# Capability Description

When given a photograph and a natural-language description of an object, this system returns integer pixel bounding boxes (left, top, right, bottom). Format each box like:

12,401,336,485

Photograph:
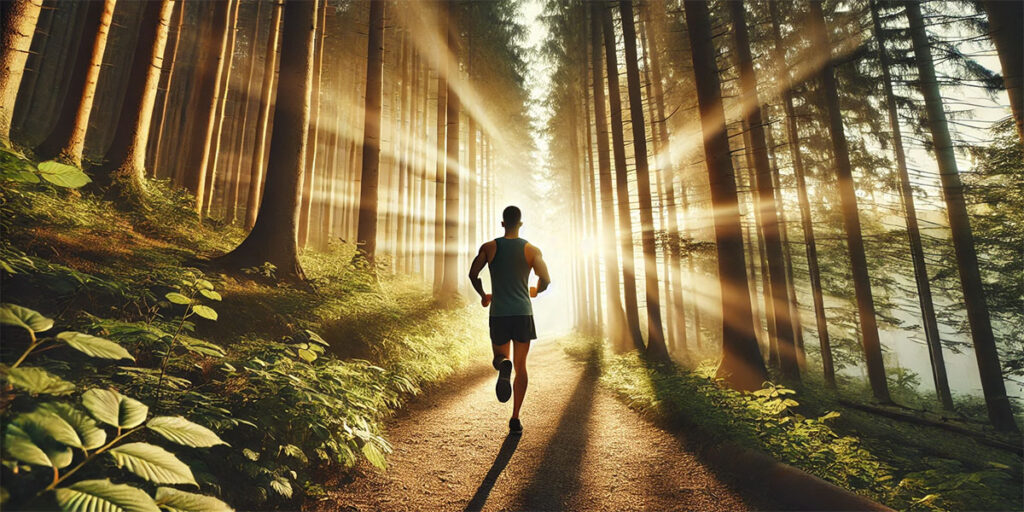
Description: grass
560,332,1024,511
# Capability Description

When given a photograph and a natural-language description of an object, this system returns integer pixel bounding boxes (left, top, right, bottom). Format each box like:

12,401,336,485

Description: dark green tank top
489,237,532,317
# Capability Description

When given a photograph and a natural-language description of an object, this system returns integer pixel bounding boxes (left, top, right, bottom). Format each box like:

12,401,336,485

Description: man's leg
510,340,531,419
492,340,511,369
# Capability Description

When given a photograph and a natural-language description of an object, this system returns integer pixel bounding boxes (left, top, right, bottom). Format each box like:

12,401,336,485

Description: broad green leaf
191,305,217,321
55,479,160,512
296,348,317,363
57,332,134,361
37,160,91,188
5,366,75,395
361,442,387,470
165,293,191,305
0,303,54,333
269,477,292,498
198,290,221,301
21,410,81,450
0,164,40,183
304,330,328,346
193,279,214,291
82,389,149,428
3,415,73,468
38,402,106,450
179,338,226,358
154,488,232,512
147,416,227,448
107,443,196,485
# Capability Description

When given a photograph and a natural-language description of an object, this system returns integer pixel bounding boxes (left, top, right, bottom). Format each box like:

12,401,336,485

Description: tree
226,0,264,225
440,0,461,298
980,1,1022,143
433,1,449,293
215,0,318,281
147,0,185,174
244,0,284,230
682,0,766,391
99,0,176,204
299,0,329,248
34,0,116,167
905,1,1018,432
0,0,43,147
356,0,386,262
202,0,242,217
729,0,799,380
808,0,890,403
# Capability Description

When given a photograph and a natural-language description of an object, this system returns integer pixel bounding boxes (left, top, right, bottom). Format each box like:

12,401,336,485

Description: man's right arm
531,247,551,295
468,244,490,306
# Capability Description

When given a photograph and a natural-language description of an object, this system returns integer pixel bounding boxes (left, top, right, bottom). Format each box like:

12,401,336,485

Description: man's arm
468,244,490,306
531,247,551,296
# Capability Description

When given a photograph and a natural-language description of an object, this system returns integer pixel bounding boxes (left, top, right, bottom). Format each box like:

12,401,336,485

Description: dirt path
310,341,774,511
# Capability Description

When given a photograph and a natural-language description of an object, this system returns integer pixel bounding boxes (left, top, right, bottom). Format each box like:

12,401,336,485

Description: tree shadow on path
464,434,522,512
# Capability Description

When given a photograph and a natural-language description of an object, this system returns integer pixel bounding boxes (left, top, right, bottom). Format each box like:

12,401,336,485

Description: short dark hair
502,205,521,225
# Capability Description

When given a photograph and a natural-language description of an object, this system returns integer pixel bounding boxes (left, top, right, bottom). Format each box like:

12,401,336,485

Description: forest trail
310,340,773,511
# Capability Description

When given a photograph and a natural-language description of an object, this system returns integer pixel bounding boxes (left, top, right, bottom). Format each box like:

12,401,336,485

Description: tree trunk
34,0,116,167
905,1,1018,432
600,2,644,351
147,0,185,174
226,0,263,225
202,0,241,217
729,0,799,380
980,1,1022,143
440,0,461,298
298,0,327,248
809,1,891,402
682,0,767,391
589,3,629,351
244,0,283,230
433,3,448,293
355,0,385,262
581,64,603,333
0,0,43,147
214,0,317,281
99,0,175,204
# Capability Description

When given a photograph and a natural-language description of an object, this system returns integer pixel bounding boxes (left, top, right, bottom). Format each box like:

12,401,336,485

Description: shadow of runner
515,360,599,510
464,434,523,512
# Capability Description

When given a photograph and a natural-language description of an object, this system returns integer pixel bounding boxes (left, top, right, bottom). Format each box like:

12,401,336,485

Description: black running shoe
509,418,523,435
495,358,513,402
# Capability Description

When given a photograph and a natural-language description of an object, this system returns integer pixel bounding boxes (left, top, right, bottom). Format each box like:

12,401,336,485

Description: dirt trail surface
310,341,773,511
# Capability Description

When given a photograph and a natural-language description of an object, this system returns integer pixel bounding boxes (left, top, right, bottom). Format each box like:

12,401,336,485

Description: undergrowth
561,333,1023,511
1,167,487,510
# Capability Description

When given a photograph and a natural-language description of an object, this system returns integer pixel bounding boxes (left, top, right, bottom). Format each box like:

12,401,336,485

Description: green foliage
0,149,90,189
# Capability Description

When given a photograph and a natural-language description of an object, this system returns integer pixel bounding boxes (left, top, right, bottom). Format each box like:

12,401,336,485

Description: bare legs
492,340,531,419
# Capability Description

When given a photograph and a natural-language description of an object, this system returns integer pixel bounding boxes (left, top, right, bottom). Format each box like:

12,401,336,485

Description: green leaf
296,348,317,363
37,160,91,188
179,338,226,358
154,487,232,512
5,366,75,395
3,415,73,468
193,279,214,292
57,332,135,361
269,477,292,498
165,293,191,305
147,416,227,448
191,305,217,321
82,389,149,428
361,442,387,470
38,403,107,450
108,443,197,485
0,303,54,333
55,479,160,512
20,409,84,450
304,330,328,346
198,290,221,301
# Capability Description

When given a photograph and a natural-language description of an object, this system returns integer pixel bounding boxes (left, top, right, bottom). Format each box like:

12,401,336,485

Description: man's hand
482,294,492,307
529,286,537,298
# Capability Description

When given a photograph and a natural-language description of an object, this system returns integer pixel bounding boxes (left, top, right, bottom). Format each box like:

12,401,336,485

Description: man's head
502,205,522,231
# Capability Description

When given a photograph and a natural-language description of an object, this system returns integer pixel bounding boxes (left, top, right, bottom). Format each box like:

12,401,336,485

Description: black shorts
489,315,537,345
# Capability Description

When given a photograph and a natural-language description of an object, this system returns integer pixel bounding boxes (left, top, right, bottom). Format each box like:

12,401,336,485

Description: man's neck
503,230,519,239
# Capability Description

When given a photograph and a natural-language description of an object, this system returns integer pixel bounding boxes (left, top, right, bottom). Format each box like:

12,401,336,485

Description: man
468,205,551,435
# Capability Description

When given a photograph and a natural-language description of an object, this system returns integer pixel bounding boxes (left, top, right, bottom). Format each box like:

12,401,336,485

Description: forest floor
308,340,776,512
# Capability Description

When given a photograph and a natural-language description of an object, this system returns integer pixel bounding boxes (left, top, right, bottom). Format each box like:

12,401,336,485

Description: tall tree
0,0,43,147
440,0,461,298
808,0,890,402
600,2,643,350
682,0,767,391
979,1,1022,143
433,1,449,293
618,0,667,359
244,0,284,229
147,0,185,173
99,0,176,204
356,0,386,262
215,0,318,281
905,1,1018,432
299,0,328,248
203,0,242,217
34,0,116,167
226,0,264,225
729,0,799,380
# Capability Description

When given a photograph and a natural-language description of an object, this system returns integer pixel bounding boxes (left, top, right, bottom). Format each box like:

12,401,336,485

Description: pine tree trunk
905,1,1017,431
729,0,799,380
298,0,327,248
581,71,603,333
769,1,834,386
100,0,175,204
600,2,644,351
809,0,890,402
433,3,448,293
34,0,116,166
869,0,953,410
440,0,461,298
147,0,184,174
618,0,666,358
244,0,283,230
226,0,263,225
355,0,385,262
215,0,317,281
0,0,43,147
202,0,241,217
682,0,767,391
589,3,629,352
980,1,1022,143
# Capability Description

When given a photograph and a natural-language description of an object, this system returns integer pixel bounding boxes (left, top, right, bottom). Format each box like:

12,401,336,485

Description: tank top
489,237,533,317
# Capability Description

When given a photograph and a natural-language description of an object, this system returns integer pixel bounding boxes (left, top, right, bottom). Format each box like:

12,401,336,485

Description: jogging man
468,206,551,435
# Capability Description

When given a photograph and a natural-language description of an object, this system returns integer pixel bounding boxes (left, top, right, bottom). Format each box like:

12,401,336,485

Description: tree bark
147,0,185,174
440,0,461,298
905,1,1017,431
226,0,263,225
202,0,241,217
215,0,317,281
298,0,327,248
244,0,283,229
980,1,1023,143
433,3,448,293
682,0,767,391
0,0,43,147
356,0,385,262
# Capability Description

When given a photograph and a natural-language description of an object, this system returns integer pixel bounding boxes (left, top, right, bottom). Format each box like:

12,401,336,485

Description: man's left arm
531,247,551,296
468,245,490,306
